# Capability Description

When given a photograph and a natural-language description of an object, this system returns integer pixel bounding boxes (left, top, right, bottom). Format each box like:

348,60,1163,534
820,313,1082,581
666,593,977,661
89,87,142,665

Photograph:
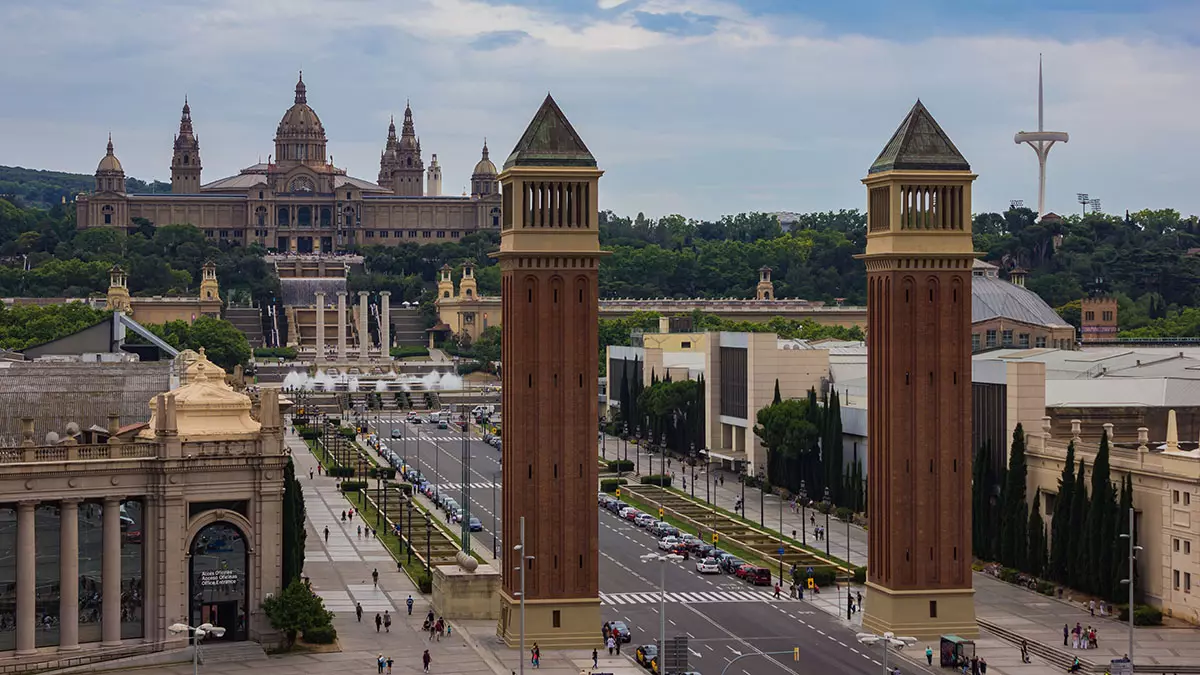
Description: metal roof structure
971,273,1072,328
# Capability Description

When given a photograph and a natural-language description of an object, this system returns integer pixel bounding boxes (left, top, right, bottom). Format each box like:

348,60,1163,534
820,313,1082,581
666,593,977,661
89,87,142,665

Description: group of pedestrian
1064,622,1099,650
375,653,395,674
601,623,622,655
358,524,377,539
530,642,540,668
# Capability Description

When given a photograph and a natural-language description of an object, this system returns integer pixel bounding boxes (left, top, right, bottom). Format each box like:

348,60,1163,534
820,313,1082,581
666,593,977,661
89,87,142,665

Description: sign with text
199,569,239,587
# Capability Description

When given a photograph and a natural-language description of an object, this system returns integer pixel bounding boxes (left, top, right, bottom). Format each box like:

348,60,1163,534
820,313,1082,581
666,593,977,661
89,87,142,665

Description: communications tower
1014,55,1069,217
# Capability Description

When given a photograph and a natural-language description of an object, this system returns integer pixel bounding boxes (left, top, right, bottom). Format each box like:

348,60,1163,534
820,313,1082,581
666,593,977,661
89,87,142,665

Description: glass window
1085,311,1095,321
1187,541,1192,555
0,506,15,652
219,230,229,238
1018,333,1030,348
320,207,332,228
190,522,249,642
1036,336,1046,348
277,207,289,227
1187,493,1192,506
451,231,460,238
380,231,389,238
1175,490,1181,504
35,503,61,647
971,334,980,352
1176,538,1181,552
1175,569,1180,589
1002,330,1013,346
78,501,104,644
365,231,375,239
1103,311,1114,322
297,206,312,227
1187,572,1192,593
422,231,431,239
985,330,997,348
121,500,143,639
436,231,446,239
408,230,417,238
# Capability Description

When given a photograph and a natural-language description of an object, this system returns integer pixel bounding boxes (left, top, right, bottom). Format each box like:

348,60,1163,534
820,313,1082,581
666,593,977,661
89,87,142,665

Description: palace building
76,74,501,253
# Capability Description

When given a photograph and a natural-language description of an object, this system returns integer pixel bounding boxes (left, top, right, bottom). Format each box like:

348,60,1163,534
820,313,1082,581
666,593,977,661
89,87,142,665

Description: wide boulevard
370,414,893,675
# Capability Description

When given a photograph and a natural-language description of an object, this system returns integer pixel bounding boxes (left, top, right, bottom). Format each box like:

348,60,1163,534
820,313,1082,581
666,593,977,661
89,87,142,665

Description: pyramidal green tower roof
503,94,596,170
869,100,970,174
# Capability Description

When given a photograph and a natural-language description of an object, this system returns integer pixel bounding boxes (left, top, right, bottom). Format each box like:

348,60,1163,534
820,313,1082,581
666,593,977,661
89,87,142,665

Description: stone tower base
861,582,977,642
496,590,601,649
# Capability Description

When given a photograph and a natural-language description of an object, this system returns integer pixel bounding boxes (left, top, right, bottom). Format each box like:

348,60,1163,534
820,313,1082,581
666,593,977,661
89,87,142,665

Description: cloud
0,0,1198,221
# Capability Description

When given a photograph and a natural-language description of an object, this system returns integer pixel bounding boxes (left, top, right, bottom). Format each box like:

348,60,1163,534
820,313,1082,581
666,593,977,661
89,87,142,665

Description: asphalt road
368,413,890,675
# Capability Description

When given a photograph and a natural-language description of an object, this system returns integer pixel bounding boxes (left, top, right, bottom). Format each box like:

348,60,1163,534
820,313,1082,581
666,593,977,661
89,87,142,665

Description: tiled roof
972,274,1071,328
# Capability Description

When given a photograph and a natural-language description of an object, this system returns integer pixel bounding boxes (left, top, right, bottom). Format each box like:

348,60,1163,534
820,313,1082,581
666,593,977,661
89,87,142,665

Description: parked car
735,563,754,579
391,429,401,438
655,524,679,539
746,566,772,586
657,536,679,551
469,517,483,532
636,644,658,668
635,513,656,528
719,557,746,574
609,620,632,643
668,543,691,559
695,557,721,574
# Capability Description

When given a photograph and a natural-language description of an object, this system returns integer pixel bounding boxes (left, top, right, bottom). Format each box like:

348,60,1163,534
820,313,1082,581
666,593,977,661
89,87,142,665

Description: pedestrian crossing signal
658,508,664,519
806,578,814,589
793,647,799,661
712,532,719,544
615,488,621,497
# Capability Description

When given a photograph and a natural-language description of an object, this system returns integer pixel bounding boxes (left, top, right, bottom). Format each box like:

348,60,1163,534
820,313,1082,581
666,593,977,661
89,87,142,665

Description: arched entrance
188,522,250,641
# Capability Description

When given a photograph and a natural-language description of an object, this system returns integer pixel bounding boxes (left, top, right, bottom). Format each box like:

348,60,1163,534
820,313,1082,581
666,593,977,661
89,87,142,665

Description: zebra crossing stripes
432,482,498,491
600,590,791,605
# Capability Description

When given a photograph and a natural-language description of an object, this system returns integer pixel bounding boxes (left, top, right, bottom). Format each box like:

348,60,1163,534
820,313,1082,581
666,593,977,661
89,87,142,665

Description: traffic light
793,647,800,662
712,532,719,544
806,577,814,589
615,488,621,498
658,508,664,519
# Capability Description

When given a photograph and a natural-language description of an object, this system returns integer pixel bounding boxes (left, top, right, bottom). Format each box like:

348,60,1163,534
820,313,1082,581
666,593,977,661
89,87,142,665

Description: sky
1,0,1199,220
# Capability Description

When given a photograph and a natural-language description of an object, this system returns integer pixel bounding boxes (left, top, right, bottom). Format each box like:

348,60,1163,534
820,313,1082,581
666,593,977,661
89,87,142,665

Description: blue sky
1,0,1198,220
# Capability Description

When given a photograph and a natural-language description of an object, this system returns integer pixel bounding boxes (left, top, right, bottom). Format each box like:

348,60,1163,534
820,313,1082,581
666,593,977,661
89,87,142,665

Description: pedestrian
1089,599,1096,616
980,657,988,674
378,654,385,674
407,595,414,615
971,656,979,675
602,622,610,641
719,475,724,486
356,602,363,622
615,638,621,655
386,656,394,675
926,646,933,665
358,524,363,539
384,610,392,632
1020,640,1030,664
607,636,615,656
531,643,540,669
309,467,315,480
323,526,330,543
1063,623,1069,647
593,648,599,669
375,613,382,632
317,463,323,475
857,590,862,607
373,568,380,588
423,649,431,674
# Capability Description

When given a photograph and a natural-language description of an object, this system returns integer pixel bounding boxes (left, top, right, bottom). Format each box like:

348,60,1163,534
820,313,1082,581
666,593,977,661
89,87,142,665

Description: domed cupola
274,71,327,166
95,134,126,193
471,140,499,197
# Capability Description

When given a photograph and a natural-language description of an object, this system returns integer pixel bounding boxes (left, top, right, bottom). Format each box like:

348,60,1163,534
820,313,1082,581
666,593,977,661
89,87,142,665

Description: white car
695,557,720,574
657,536,679,551
619,507,637,519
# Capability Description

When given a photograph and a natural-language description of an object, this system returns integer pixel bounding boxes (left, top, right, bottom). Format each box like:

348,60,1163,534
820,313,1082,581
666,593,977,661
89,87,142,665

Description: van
747,566,772,586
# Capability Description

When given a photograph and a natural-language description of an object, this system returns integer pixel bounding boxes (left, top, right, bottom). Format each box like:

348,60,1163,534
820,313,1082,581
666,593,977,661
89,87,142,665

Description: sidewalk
600,433,1200,672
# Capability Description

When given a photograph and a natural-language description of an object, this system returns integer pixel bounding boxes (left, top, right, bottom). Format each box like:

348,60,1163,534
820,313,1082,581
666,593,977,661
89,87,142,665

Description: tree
1114,474,1135,601
1069,460,1090,586
471,325,501,364
773,379,782,405
753,398,819,493
1085,429,1116,595
141,316,252,371
281,458,307,587
1049,441,1076,583
972,442,996,560
822,390,843,504
261,579,335,650
1026,491,1047,577
0,302,110,351
999,424,1029,570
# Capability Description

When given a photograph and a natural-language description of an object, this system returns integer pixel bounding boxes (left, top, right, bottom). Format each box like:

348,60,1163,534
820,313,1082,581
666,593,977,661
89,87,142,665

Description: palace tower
860,101,978,639
495,95,603,648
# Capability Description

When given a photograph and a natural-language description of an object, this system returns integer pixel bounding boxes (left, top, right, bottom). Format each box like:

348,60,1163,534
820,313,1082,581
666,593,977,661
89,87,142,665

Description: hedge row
640,474,672,487
327,466,355,478
390,346,430,359
600,478,629,493
254,347,298,360
339,481,367,493
606,459,634,473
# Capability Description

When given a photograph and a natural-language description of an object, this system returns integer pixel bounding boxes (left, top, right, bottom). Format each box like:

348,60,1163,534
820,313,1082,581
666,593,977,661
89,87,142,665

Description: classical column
358,291,370,360
379,291,391,357
59,499,81,651
336,291,348,361
314,291,326,363
15,501,36,655
101,497,122,646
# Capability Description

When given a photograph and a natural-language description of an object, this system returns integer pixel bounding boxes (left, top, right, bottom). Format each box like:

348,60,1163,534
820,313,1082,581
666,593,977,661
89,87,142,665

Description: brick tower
494,94,603,648
859,101,978,640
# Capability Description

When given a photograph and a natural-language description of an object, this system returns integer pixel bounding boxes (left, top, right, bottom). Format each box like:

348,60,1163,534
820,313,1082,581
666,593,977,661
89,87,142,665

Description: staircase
225,307,265,348
391,308,427,347
198,641,268,665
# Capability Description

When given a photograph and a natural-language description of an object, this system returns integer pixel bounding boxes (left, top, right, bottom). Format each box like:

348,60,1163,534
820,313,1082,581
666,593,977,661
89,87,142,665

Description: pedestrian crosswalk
316,584,401,614
430,482,498,491
600,590,797,605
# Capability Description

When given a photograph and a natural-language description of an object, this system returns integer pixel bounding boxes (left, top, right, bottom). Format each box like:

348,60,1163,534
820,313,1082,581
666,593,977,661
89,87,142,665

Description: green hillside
0,165,169,210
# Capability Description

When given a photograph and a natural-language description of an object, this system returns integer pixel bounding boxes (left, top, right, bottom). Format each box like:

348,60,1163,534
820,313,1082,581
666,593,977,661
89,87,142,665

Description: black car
720,556,746,574
608,620,632,643
607,500,629,514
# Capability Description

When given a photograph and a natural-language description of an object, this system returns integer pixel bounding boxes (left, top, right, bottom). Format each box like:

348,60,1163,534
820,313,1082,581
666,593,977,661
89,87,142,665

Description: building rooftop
869,100,971,174
972,273,1072,328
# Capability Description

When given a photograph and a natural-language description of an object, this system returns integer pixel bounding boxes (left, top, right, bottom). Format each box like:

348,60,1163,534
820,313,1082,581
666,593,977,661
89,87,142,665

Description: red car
735,563,754,579
746,566,772,586
625,510,643,523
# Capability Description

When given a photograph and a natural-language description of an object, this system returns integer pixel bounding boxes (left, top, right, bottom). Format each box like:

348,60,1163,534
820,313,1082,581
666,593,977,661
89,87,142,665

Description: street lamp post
778,481,785,587
514,517,533,675
424,513,432,574
169,622,226,675
1119,506,1142,665
799,481,808,546
705,451,711,505
642,552,683,669
856,631,916,675
621,424,628,481
406,501,413,565
636,431,642,476
460,410,472,556
823,487,831,555
740,466,746,517
689,443,696,499
758,468,765,528
492,470,499,559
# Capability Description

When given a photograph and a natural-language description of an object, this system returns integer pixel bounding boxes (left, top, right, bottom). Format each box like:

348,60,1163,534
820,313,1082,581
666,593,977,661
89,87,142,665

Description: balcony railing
0,443,159,465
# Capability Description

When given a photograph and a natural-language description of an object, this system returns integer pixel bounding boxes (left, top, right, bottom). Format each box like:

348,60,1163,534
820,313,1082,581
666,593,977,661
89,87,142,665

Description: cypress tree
972,442,990,560
619,361,632,426
804,388,821,493
1000,424,1029,570
1027,491,1047,576
1069,460,1090,588
1086,430,1114,595
826,391,843,504
281,457,307,586
1114,474,1135,601
773,379,782,404
1049,441,1076,583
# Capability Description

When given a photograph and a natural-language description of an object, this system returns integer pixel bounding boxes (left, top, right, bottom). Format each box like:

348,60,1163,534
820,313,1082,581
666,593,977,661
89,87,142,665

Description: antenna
1015,55,1069,218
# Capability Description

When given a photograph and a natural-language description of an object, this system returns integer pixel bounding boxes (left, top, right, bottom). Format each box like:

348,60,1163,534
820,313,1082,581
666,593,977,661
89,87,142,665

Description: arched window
183,154,190,165
102,204,114,225
255,206,267,226
297,206,312,227
277,207,289,227
189,522,249,642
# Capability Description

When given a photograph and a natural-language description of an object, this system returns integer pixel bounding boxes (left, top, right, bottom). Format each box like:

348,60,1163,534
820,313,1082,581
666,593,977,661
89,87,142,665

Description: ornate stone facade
76,74,501,252
0,350,286,671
